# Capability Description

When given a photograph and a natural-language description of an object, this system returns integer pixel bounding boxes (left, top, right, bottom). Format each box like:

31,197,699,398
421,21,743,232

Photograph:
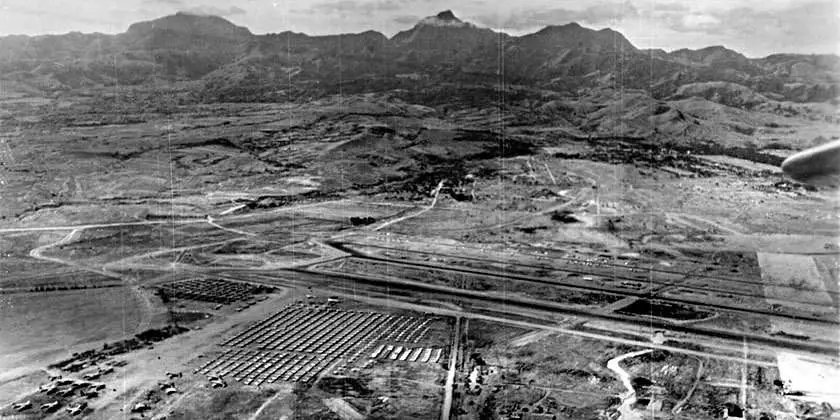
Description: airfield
0,94,839,420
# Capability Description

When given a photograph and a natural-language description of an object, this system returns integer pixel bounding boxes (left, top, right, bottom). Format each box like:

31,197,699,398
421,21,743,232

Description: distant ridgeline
0,10,837,104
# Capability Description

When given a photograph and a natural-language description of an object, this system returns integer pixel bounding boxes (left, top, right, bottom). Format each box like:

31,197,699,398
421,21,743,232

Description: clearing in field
0,287,145,374
756,252,835,315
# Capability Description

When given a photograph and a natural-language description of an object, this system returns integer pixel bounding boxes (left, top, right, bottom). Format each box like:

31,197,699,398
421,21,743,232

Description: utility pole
594,182,601,218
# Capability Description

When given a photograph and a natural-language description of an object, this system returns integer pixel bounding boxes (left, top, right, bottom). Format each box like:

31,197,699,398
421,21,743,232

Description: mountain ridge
0,10,837,105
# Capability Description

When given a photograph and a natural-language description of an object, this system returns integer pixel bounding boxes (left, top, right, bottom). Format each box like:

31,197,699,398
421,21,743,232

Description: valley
0,8,838,420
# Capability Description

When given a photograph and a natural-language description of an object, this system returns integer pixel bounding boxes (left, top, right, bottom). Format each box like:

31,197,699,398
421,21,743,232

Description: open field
757,253,836,315
167,388,283,420
1,269,123,293
1,83,839,420
0,287,146,377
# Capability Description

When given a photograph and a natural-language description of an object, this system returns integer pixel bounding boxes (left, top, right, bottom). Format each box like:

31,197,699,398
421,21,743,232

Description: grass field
0,287,145,371
757,252,835,314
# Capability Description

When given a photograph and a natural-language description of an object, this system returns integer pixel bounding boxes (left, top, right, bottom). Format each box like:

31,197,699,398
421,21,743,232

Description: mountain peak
125,12,252,40
524,22,638,53
436,10,460,22
538,22,584,33
416,10,473,28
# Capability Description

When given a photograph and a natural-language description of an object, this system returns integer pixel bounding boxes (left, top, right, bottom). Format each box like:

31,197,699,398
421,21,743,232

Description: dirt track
607,349,653,420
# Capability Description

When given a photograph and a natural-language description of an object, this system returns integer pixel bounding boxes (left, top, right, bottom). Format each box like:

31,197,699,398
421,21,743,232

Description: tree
154,288,177,327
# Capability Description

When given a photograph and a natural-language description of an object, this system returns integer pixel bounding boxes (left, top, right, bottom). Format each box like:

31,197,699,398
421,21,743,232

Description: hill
0,10,837,107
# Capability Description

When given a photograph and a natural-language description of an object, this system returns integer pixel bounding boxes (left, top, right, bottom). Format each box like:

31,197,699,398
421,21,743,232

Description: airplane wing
781,139,840,187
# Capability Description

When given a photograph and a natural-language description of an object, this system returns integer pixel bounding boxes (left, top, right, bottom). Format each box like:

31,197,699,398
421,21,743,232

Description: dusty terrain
1,90,838,418
1,9,839,420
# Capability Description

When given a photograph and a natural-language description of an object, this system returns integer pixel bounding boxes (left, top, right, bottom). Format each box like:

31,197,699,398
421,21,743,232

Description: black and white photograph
0,0,838,419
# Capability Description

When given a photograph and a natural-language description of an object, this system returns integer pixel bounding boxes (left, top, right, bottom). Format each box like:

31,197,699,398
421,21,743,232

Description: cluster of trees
349,216,376,226
29,283,118,292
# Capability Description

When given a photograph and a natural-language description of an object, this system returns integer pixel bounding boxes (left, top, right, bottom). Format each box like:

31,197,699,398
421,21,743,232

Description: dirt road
0,219,205,233
28,228,116,276
441,316,460,420
373,180,445,231
672,359,704,414
206,216,256,237
27,227,157,336
607,349,653,420
323,397,364,420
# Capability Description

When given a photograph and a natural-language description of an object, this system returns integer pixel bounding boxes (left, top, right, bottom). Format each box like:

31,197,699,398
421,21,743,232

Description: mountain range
1,10,838,105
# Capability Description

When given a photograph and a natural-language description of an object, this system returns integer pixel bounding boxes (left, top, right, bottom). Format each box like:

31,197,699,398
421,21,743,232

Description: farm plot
757,253,835,315
157,278,266,303
198,303,443,385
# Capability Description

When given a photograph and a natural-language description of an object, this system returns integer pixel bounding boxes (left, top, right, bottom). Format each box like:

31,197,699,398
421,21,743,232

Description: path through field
598,349,653,420
373,180,445,231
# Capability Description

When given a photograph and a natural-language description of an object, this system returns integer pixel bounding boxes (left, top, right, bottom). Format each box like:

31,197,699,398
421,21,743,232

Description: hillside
0,11,837,103
0,9,838,146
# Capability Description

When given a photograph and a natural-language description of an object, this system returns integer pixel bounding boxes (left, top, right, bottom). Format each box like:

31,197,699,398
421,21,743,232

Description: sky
0,0,838,57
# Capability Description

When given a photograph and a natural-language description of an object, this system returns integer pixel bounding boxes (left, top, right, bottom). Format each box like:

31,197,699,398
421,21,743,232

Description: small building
132,402,149,412
13,400,32,411
41,401,60,412
82,372,100,380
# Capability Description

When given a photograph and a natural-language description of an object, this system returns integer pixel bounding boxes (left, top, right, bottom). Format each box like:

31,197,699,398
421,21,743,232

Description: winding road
0,219,205,233
607,349,653,420
673,359,705,414
373,180,445,232
206,215,257,237
26,226,157,332
18,216,265,338
29,229,83,266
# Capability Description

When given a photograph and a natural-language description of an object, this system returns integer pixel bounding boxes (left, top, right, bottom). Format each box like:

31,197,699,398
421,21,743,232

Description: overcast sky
0,0,837,57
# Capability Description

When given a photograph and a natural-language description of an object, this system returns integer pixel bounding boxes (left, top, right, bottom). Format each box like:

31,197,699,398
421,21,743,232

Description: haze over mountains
1,10,838,105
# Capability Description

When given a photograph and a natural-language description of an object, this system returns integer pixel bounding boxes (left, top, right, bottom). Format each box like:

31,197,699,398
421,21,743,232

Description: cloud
393,15,420,25
666,1,837,42
143,0,184,5
6,4,109,25
304,0,410,15
181,5,247,17
474,1,638,30
680,13,721,30
651,2,689,12
633,0,838,56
